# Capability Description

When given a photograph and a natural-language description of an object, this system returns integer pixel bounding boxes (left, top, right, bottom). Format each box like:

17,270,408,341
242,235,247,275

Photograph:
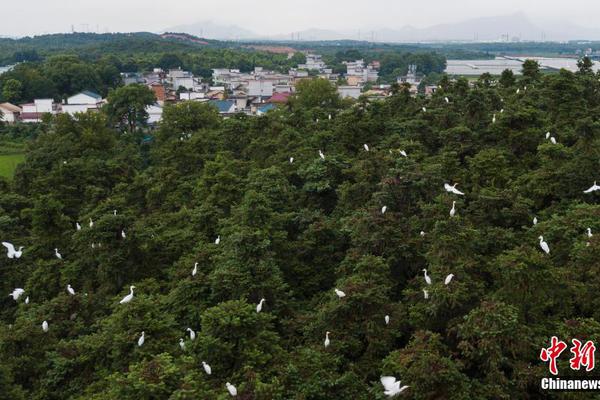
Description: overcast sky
1,0,598,37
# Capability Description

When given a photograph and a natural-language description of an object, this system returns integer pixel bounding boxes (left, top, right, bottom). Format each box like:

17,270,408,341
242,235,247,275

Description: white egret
516,88,520,94
113,210,117,216
119,286,136,304
328,114,332,120
450,201,457,217
584,182,600,193
380,376,409,397
215,235,221,245
422,269,432,285
533,217,538,225
587,228,593,238
492,114,496,124
539,236,550,254
42,320,49,333
256,298,266,313
334,288,346,298
289,157,294,164
422,107,427,112
89,218,94,228
226,382,237,397
121,230,126,239
25,296,29,304
444,183,465,196
202,361,212,375
324,331,331,347
187,328,196,341
420,231,426,237
545,132,551,139
423,289,429,299
54,248,62,260
179,338,185,351
192,262,198,276
381,206,387,214
2,242,23,259
444,274,455,285
319,150,325,160
444,96,449,103
67,284,75,296
9,288,25,301
76,222,82,231
364,144,370,152
500,108,504,113
399,150,408,157
550,137,557,145
138,331,145,347
385,315,390,325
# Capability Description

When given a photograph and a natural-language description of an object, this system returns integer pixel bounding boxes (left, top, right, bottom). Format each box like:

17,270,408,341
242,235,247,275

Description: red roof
269,92,291,103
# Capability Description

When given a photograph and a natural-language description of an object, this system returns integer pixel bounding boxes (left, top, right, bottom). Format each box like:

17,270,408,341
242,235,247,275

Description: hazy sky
1,0,598,36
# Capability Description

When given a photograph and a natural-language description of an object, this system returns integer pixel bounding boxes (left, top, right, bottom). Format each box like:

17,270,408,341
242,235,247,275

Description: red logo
540,336,568,376
540,337,597,375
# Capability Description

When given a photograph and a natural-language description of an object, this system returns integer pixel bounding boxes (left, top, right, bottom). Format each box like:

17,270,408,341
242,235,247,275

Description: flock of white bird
3,133,598,397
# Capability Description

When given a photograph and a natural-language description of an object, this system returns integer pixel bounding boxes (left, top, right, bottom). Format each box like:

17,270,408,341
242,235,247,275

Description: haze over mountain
166,13,600,42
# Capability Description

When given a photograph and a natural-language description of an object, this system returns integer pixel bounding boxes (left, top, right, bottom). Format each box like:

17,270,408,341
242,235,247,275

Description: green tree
104,84,156,133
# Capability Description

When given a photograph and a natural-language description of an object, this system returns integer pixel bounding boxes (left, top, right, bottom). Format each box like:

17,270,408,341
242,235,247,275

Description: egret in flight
444,183,465,196
119,286,135,304
256,298,266,313
539,236,550,254
334,288,346,298
422,269,432,285
2,242,23,259
380,376,409,397
584,182,600,193
9,288,25,301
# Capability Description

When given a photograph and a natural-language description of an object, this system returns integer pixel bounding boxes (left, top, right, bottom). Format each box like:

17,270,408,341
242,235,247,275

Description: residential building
62,91,103,115
248,80,274,97
20,99,56,122
298,54,327,71
146,104,163,125
0,103,21,123
337,86,362,99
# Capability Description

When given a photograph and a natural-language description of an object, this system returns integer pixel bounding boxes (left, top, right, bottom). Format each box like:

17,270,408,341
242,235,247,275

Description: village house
62,91,103,115
0,103,22,124
20,99,57,123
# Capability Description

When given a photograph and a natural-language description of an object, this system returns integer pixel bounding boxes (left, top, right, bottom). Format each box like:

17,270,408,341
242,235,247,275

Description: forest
0,55,600,399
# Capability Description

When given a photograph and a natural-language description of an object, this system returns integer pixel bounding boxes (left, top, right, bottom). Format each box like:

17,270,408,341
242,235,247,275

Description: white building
0,103,21,123
248,80,274,97
299,54,327,71
146,104,163,125
337,86,362,99
62,91,103,115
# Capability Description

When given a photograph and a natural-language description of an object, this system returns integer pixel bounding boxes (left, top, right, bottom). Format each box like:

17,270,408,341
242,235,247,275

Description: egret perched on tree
9,288,24,301
380,376,409,397
422,107,427,112
76,222,82,231
420,231,426,237
256,298,266,313
533,217,538,225
67,285,75,296
89,218,94,228
444,183,465,196
450,201,457,217
381,206,387,214
121,230,126,239
445,274,455,285
545,132,551,139
539,236,550,254
492,114,496,124
202,361,212,375
399,150,408,157
119,286,135,304
138,331,145,347
289,157,294,164
587,228,593,238
445,97,449,103
324,331,331,347
226,382,237,397
192,262,198,276
385,315,390,325
422,269,432,285
25,296,29,304
215,235,221,245
54,248,62,260
2,242,23,259
364,144,370,152
187,328,196,341
423,289,429,299
179,338,185,351
42,321,49,333
584,182,600,193
113,210,117,216
334,288,346,298
319,150,325,160
550,137,557,145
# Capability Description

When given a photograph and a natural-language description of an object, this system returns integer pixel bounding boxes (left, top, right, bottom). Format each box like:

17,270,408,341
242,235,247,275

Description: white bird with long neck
202,361,212,375
364,144,370,152
539,236,550,254
381,206,387,214
89,218,94,228
587,228,593,238
445,97,449,103
192,262,198,276
399,150,407,157
319,150,325,160
226,382,237,397
138,331,145,347
545,132,551,139
25,296,29,304
423,289,429,299
121,230,126,239
215,235,221,245
334,288,346,298
422,269,432,285
380,376,409,397
492,114,496,124
179,338,185,351
445,274,455,285
289,157,294,164
9,288,25,301
533,217,538,225
385,315,390,325
324,331,331,347
2,242,23,259
54,248,62,260
256,298,266,313
450,201,457,217
76,222,82,231
42,320,49,333
119,286,135,304
584,182,600,193
67,284,75,296
187,328,196,341
550,137,557,145
444,183,465,196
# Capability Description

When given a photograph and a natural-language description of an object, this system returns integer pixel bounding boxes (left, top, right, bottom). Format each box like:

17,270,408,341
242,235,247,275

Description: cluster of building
0,54,437,125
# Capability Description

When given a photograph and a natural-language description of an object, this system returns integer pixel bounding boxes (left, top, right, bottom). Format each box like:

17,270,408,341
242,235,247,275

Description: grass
0,153,25,179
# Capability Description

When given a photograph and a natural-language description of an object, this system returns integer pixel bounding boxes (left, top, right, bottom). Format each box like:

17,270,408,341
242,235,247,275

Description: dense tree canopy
1,59,600,399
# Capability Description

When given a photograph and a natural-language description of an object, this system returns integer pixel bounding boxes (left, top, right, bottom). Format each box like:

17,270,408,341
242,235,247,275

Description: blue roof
209,100,235,113
257,103,276,114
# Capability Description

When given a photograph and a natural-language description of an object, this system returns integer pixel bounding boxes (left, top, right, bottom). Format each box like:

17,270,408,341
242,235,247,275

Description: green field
0,153,25,179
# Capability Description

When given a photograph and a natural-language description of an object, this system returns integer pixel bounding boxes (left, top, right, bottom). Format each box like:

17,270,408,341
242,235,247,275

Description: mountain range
164,13,600,42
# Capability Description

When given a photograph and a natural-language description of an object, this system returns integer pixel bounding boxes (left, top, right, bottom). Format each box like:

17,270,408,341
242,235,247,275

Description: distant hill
163,21,257,40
